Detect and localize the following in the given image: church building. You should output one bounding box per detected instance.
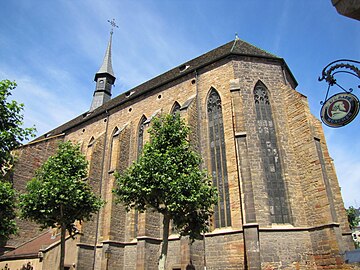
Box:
[0,31,354,269]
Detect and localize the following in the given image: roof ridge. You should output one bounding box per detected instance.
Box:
[30,39,290,142]
[249,42,279,58]
[230,37,281,58]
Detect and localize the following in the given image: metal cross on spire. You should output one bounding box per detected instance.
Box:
[107,18,119,35]
[231,32,240,52]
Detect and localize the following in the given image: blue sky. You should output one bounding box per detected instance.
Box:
[1,1,359,207]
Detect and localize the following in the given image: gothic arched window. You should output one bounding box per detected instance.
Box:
[254,81,290,223]
[85,136,95,176]
[137,115,147,157]
[109,127,120,171]
[134,115,147,238]
[88,136,95,147]
[171,101,181,115]
[207,88,231,228]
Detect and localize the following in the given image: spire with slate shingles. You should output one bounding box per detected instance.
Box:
[95,33,115,78]
[90,19,118,111]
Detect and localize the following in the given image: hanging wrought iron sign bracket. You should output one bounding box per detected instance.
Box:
[318,59,360,128]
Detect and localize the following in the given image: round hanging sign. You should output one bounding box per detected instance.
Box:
[320,92,360,128]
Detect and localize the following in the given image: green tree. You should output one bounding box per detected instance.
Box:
[0,79,36,240]
[0,182,17,240]
[0,80,35,174]
[19,141,103,270]
[113,113,217,270]
[347,206,360,229]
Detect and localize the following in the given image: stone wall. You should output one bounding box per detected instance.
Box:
[203,231,245,269]
[3,53,353,269]
[6,135,64,249]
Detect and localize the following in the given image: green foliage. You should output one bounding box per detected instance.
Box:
[19,141,103,234]
[114,113,217,240]
[0,79,36,176]
[0,79,35,240]
[0,181,17,239]
[347,206,360,230]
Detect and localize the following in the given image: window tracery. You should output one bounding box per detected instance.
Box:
[254,82,290,223]
[207,88,231,228]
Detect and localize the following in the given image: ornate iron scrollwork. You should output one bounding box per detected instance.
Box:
[318,59,360,127]
[318,59,360,105]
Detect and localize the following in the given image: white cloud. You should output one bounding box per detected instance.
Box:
[0,64,89,138]
[272,0,291,53]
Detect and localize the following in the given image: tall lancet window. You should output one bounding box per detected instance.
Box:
[169,101,181,234]
[207,88,231,228]
[254,82,290,223]
[86,136,95,177]
[109,127,120,171]
[134,115,147,238]
[171,101,181,115]
[137,115,147,157]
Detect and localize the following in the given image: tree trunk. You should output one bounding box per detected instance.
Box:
[158,214,170,270]
[60,223,66,270]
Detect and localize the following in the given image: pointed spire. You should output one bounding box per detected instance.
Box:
[95,33,115,78]
[90,19,118,111]
[94,19,118,81]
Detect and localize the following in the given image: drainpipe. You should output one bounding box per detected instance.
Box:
[194,70,207,270]
[92,110,110,270]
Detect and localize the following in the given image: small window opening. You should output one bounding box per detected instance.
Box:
[125,91,135,98]
[179,64,190,72]
[88,137,95,147]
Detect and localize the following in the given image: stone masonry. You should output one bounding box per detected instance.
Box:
[1,39,354,269]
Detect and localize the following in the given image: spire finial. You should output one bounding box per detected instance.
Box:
[231,33,240,52]
[107,18,119,35]
[95,20,117,78]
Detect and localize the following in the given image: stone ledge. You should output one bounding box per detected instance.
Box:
[101,240,137,247]
[204,228,243,237]
[243,223,259,228]
[77,243,103,250]
[259,222,340,232]
[235,131,247,137]
[99,236,163,246]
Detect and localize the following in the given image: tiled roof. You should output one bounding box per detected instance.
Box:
[30,39,295,143]
[0,230,60,260]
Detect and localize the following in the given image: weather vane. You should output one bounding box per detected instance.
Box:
[231,32,240,52]
[107,18,119,35]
